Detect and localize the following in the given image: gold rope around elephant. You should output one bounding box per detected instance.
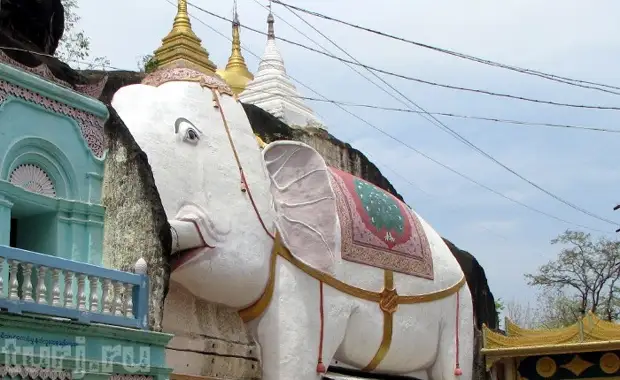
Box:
[239,233,467,371]
[207,86,467,373]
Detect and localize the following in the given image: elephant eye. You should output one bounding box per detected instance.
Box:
[184,128,200,144]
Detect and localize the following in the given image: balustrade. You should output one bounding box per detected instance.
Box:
[0,245,149,329]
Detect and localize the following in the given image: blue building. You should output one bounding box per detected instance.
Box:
[0,56,172,380]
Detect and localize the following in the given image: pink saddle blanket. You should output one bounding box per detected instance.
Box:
[329,167,434,279]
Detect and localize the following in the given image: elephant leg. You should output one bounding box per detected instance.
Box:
[256,259,351,380]
[430,287,474,380]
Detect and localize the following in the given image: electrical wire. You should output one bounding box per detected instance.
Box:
[248,0,620,227]
[189,2,620,111]
[232,87,620,133]
[179,1,613,233]
[250,91,620,133]
[3,15,611,233]
[272,0,620,95]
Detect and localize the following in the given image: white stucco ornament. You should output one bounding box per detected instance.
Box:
[111,73,474,380]
[239,29,323,129]
[9,163,56,197]
[134,258,147,275]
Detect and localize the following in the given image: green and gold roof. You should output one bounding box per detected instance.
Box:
[482,312,620,370]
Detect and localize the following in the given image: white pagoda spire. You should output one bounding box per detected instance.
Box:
[239,3,324,129]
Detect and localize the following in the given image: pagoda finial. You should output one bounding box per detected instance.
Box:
[233,0,239,24]
[174,0,191,31]
[152,0,217,74]
[215,0,254,95]
[225,0,247,71]
[267,0,275,40]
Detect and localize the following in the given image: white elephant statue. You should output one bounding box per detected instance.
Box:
[111,68,474,380]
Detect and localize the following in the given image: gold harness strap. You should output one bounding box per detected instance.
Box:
[239,234,466,370]
[208,87,466,373]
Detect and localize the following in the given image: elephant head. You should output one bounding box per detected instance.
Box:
[111,69,275,309]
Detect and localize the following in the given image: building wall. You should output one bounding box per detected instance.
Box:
[0,62,108,266]
[0,313,172,380]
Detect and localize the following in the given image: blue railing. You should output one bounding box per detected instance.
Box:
[0,245,149,329]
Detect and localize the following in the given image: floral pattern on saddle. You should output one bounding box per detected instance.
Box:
[329,167,434,279]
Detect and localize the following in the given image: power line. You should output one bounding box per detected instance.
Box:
[255,1,620,227]
[5,40,614,231]
[18,4,608,234]
[180,2,618,135]
[272,0,620,95]
[245,89,620,134]
[182,0,612,233]
[190,3,620,111]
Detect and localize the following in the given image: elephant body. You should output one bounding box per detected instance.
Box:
[111,68,474,380]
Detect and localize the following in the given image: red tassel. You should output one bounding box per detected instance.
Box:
[317,282,326,374]
[454,290,462,377]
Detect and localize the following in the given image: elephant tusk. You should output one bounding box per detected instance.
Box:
[169,219,213,254]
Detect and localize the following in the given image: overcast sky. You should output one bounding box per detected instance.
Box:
[78,0,620,307]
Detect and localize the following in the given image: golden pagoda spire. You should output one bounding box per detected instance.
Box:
[152,0,217,74]
[216,0,254,95]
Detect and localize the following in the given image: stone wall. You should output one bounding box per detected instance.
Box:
[101,105,171,332]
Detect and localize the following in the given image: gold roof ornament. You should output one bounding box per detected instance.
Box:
[152,0,217,75]
[481,312,620,370]
[216,0,254,95]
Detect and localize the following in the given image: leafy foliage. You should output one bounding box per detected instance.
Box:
[138,54,159,73]
[524,230,620,325]
[54,0,109,69]
[495,298,505,313]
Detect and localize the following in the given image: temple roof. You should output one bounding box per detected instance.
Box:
[482,312,620,369]
[238,8,324,129]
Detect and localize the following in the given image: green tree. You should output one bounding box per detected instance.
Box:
[495,298,505,314]
[525,230,620,325]
[137,54,159,73]
[494,298,505,328]
[55,0,109,69]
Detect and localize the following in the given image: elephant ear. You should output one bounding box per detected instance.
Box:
[262,141,340,274]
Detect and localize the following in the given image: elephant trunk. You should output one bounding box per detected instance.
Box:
[169,219,212,254]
